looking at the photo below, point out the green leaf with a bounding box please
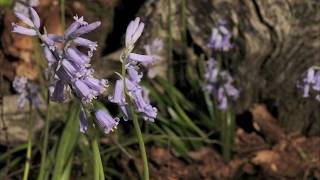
[0,143,27,162]
[52,102,81,180]
[163,127,190,160]
[60,155,73,180]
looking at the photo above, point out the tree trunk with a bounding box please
[137,0,320,134]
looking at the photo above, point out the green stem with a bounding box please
[222,108,235,162]
[121,51,149,180]
[204,92,215,123]
[167,0,174,83]
[23,103,33,180]
[37,94,51,180]
[60,0,65,31]
[129,104,149,180]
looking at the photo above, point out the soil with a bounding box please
[145,134,320,179]
[123,105,320,179]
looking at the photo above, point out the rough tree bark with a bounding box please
[137,0,320,134]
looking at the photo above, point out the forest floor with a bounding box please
[137,105,320,179]
[145,133,320,179]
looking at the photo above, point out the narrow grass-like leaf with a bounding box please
[163,127,190,160]
[92,137,105,180]
[52,102,81,180]
[43,143,58,180]
[0,144,27,162]
[60,155,73,180]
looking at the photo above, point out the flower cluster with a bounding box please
[13,8,105,104]
[207,19,232,51]
[143,38,164,78]
[204,19,239,110]
[13,76,42,109]
[12,7,118,134]
[297,67,320,101]
[204,58,239,110]
[109,17,157,122]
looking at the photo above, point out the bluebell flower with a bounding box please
[41,35,56,50]
[144,38,163,54]
[207,19,233,51]
[69,21,101,39]
[12,8,108,132]
[124,17,155,65]
[13,76,28,93]
[109,17,159,122]
[65,47,90,66]
[204,58,239,110]
[12,7,107,104]
[64,16,88,39]
[297,67,320,101]
[204,58,219,83]
[143,38,164,78]
[12,7,41,36]
[27,83,42,106]
[128,53,156,64]
[13,76,42,109]
[108,80,125,105]
[29,7,40,28]
[43,46,57,67]
[108,79,131,121]
[12,23,37,36]
[95,110,119,134]
[131,88,157,122]
[73,37,98,57]
[127,66,142,84]
[50,80,66,102]
[125,17,145,48]
[109,77,157,122]
[217,87,228,110]
[72,80,97,103]
[14,11,34,27]
[82,77,108,94]
[14,0,39,18]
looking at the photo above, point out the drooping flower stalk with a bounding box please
[205,19,238,110]
[204,58,239,110]
[204,19,238,161]
[13,10,105,102]
[111,17,158,180]
[12,7,116,132]
[12,7,115,179]
[12,76,41,180]
[109,17,157,123]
